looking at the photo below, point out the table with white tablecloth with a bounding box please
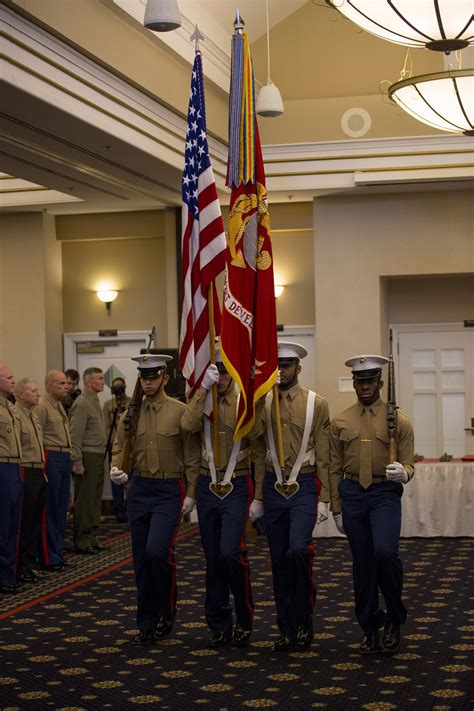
[400,462,473,537]
[314,462,474,538]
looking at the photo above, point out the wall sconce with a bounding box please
[274,285,285,298]
[96,290,118,314]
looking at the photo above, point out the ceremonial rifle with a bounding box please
[118,326,155,473]
[387,329,398,464]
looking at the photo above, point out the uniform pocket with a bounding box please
[157,426,181,471]
[340,429,359,442]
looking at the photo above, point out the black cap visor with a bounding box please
[139,367,165,380]
[353,368,381,381]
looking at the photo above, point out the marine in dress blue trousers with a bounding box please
[0,366,24,591]
[249,341,331,650]
[110,354,200,644]
[330,355,414,653]
[181,358,264,646]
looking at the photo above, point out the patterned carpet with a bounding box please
[0,520,473,710]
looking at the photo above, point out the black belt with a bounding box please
[344,473,386,483]
[0,456,20,463]
[133,471,183,480]
[200,468,249,479]
[266,468,315,477]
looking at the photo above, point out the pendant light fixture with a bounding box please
[389,69,474,135]
[256,0,284,117]
[143,0,181,32]
[326,1,474,52]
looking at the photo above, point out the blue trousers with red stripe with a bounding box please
[127,475,185,633]
[263,471,319,636]
[0,463,23,587]
[196,474,254,635]
[39,450,70,567]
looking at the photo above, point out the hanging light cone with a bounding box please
[257,80,284,117]
[144,0,181,32]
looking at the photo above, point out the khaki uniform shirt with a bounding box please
[111,389,200,495]
[181,385,267,499]
[34,394,71,451]
[13,404,44,466]
[329,398,415,514]
[103,395,131,440]
[70,389,107,465]
[251,383,331,503]
[0,395,22,460]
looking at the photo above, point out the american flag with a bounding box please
[179,52,227,397]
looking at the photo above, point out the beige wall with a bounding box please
[314,190,474,414]
[62,236,168,338]
[387,275,474,324]
[0,212,63,386]
[60,208,178,345]
[263,202,315,326]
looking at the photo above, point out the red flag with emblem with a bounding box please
[220,29,278,439]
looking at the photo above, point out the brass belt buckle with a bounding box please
[274,480,300,499]
[209,480,234,499]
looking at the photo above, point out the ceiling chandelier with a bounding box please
[389,68,474,135]
[326,1,474,52]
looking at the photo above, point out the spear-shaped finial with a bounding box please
[234,8,245,33]
[190,24,204,52]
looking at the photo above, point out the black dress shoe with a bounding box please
[382,623,401,652]
[131,630,154,646]
[233,625,252,647]
[41,563,64,572]
[17,570,37,583]
[273,634,293,652]
[154,615,176,639]
[359,631,381,654]
[92,544,106,551]
[207,631,232,648]
[74,546,99,555]
[295,621,314,649]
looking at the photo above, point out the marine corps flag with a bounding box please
[220,20,278,440]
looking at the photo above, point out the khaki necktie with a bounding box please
[279,391,290,463]
[145,405,160,474]
[359,408,373,489]
[59,404,72,447]
[216,399,226,471]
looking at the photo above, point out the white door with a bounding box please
[398,329,474,457]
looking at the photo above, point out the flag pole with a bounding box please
[208,283,220,467]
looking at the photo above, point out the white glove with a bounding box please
[110,466,128,485]
[202,364,220,391]
[182,496,195,515]
[249,499,264,522]
[276,370,281,385]
[316,501,328,525]
[385,461,409,484]
[333,513,345,535]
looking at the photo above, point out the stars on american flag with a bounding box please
[182,61,211,219]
